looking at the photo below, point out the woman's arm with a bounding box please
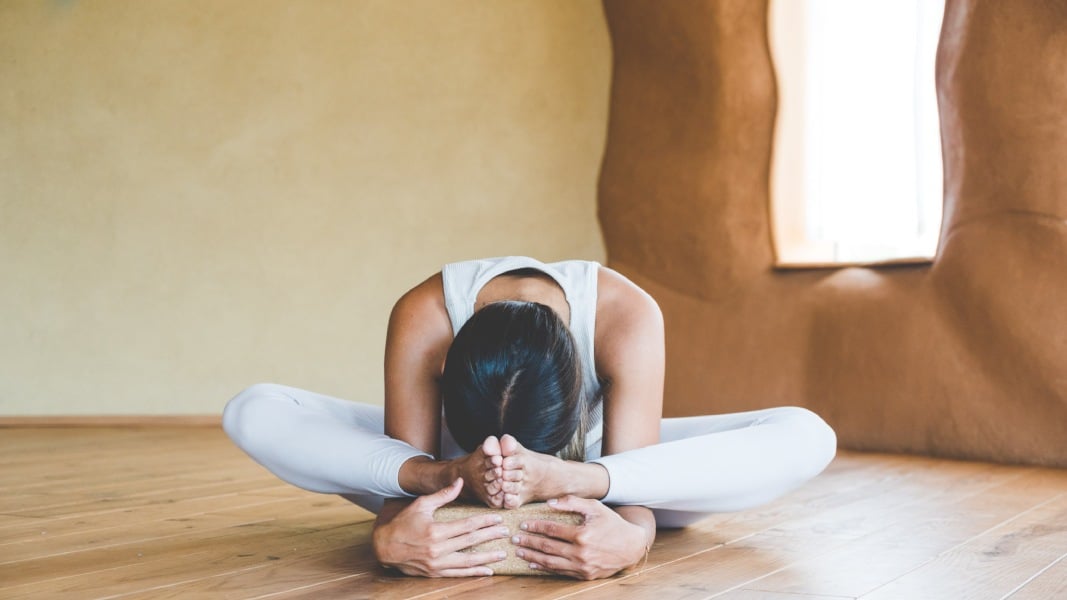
[512,267,664,577]
[494,267,666,507]
[383,274,454,493]
[373,274,509,577]
[383,274,500,500]
[588,266,664,559]
[594,266,666,460]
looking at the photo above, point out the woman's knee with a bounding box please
[222,383,293,448]
[776,406,838,474]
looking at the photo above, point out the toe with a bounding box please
[482,435,502,457]
[500,434,520,456]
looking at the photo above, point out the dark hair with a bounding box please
[441,301,586,460]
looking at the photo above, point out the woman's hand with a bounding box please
[373,478,510,577]
[510,495,651,580]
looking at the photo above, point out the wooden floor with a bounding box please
[2,428,1066,600]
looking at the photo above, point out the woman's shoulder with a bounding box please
[388,273,453,352]
[591,266,665,411]
[595,266,661,321]
[594,266,664,357]
[393,272,444,311]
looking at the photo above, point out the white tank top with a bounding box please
[438,256,604,460]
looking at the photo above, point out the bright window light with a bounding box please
[770,0,945,266]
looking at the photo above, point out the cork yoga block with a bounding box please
[433,501,583,576]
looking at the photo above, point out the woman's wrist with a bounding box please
[397,455,457,496]
[614,505,656,569]
[618,521,651,571]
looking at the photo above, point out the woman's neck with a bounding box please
[474,270,571,326]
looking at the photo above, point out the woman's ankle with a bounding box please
[556,460,610,500]
[397,455,456,496]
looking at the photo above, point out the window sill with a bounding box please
[773,256,934,271]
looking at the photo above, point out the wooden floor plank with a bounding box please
[2,427,1067,600]
[550,458,1021,600]
[0,513,274,564]
[740,468,1067,597]
[716,591,853,600]
[0,492,294,548]
[244,573,498,600]
[0,495,370,570]
[0,428,202,453]
[1,520,375,599]
[403,455,974,600]
[859,493,1067,600]
[686,455,1017,547]
[0,450,265,496]
[424,454,1046,600]
[100,453,905,600]
[55,505,377,600]
[0,478,288,519]
[1005,552,1067,599]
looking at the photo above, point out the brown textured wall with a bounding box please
[599,0,1067,466]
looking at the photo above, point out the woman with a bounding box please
[223,256,837,580]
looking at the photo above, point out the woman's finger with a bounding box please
[515,546,579,578]
[434,548,508,572]
[546,494,600,515]
[433,511,503,539]
[413,478,465,512]
[519,518,579,542]
[442,523,511,554]
[435,566,496,577]
[512,532,574,559]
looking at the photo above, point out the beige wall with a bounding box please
[1,1,609,415]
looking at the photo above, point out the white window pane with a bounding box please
[771,0,944,265]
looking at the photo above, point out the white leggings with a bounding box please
[223,383,837,528]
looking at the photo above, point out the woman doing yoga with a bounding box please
[223,256,837,580]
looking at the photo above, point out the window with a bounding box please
[770,0,945,266]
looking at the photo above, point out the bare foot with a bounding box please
[498,434,565,509]
[457,436,505,507]
[480,436,505,508]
